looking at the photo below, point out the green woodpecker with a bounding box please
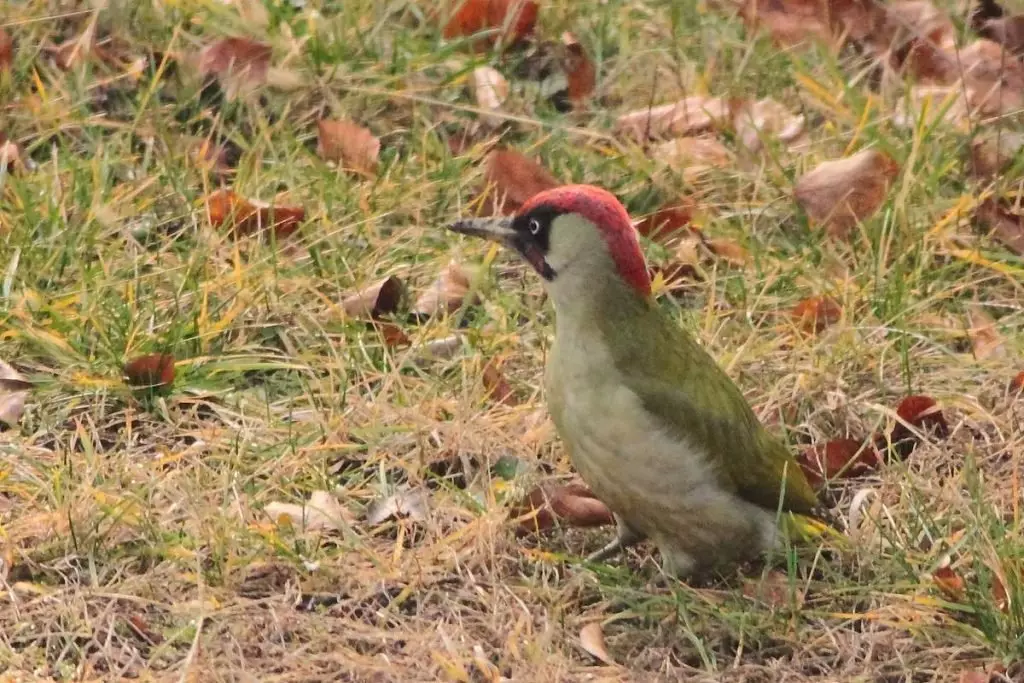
[448,185,822,579]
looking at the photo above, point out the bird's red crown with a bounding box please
[518,185,651,297]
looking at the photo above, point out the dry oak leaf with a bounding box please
[512,482,614,535]
[791,296,842,333]
[976,198,1024,256]
[614,96,729,142]
[123,353,175,391]
[471,66,509,128]
[797,438,880,488]
[579,622,616,666]
[794,149,900,238]
[204,189,305,237]
[652,137,732,180]
[0,360,30,427]
[966,303,1006,360]
[412,261,475,317]
[561,32,596,107]
[733,98,806,153]
[266,490,354,532]
[442,0,539,49]
[342,275,404,319]
[198,37,272,98]
[478,147,560,215]
[317,119,380,176]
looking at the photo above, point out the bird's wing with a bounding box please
[613,313,819,515]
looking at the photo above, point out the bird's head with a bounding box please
[448,185,651,304]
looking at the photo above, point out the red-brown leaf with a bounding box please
[482,357,519,406]
[198,37,271,85]
[794,150,900,238]
[561,32,595,107]
[204,189,305,238]
[0,28,12,71]
[478,148,560,215]
[798,438,880,488]
[635,201,696,244]
[884,394,949,459]
[317,119,380,177]
[442,0,539,49]
[124,354,175,391]
[933,565,966,602]
[792,296,842,333]
[513,483,614,535]
[1009,370,1024,394]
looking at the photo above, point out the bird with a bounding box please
[448,184,825,580]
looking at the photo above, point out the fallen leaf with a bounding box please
[0,135,22,172]
[737,0,875,47]
[471,66,509,128]
[933,564,966,602]
[884,394,949,459]
[967,304,1006,360]
[733,98,806,153]
[197,37,272,99]
[705,238,751,267]
[0,360,29,427]
[342,276,405,319]
[1009,370,1024,394]
[266,490,353,532]
[614,96,729,142]
[652,137,732,180]
[893,86,970,131]
[797,438,880,488]
[794,149,900,238]
[0,28,12,71]
[442,0,539,49]
[975,5,1024,56]
[365,487,429,525]
[123,354,175,391]
[957,40,1024,117]
[791,296,842,333]
[204,189,305,238]
[512,482,614,535]
[970,132,1024,177]
[634,201,696,244]
[369,321,411,348]
[579,622,615,666]
[412,261,474,318]
[976,199,1024,256]
[317,119,380,177]
[957,672,991,683]
[561,32,595,107]
[482,357,519,406]
[479,148,560,215]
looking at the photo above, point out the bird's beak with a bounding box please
[447,217,516,247]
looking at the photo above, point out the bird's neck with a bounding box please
[547,268,652,340]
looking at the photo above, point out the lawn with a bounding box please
[1,0,1024,680]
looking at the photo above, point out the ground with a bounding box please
[1,0,1023,681]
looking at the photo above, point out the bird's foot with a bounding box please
[584,515,644,564]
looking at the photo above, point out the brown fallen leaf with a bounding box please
[471,66,509,128]
[976,199,1024,256]
[1009,370,1024,394]
[737,0,873,47]
[705,238,751,267]
[733,98,806,153]
[561,32,595,107]
[652,137,732,180]
[892,86,970,131]
[974,2,1024,57]
[478,148,560,215]
[198,37,272,99]
[204,189,305,238]
[933,564,966,602]
[317,119,380,177]
[482,357,519,406]
[342,276,404,319]
[512,482,614,535]
[957,40,1024,117]
[970,132,1024,178]
[266,490,354,532]
[579,622,616,666]
[123,353,175,391]
[794,149,900,238]
[791,296,842,333]
[882,394,949,459]
[614,96,729,142]
[967,304,1006,360]
[0,28,12,71]
[0,360,30,427]
[797,438,880,488]
[369,321,411,348]
[365,487,429,525]
[442,0,539,49]
[957,672,992,683]
[412,261,474,318]
[635,201,696,244]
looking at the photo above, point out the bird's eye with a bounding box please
[528,218,542,235]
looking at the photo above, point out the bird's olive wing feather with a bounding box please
[606,304,819,515]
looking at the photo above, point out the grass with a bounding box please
[1,0,1024,680]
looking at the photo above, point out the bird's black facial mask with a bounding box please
[448,205,559,281]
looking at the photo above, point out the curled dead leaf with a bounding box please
[369,321,411,349]
[794,149,900,238]
[791,296,842,333]
[614,96,729,142]
[967,304,1006,360]
[733,98,806,153]
[412,261,475,318]
[976,199,1024,256]
[561,32,595,107]
[204,189,305,238]
[123,354,175,391]
[471,66,509,128]
[512,482,614,535]
[342,276,405,319]
[797,438,880,488]
[365,487,429,525]
[198,37,272,99]
[479,148,560,215]
[442,0,539,49]
[579,622,616,666]
[882,394,949,459]
[317,119,380,177]
[266,490,353,532]
[0,360,30,427]
[482,357,519,406]
[652,137,732,180]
